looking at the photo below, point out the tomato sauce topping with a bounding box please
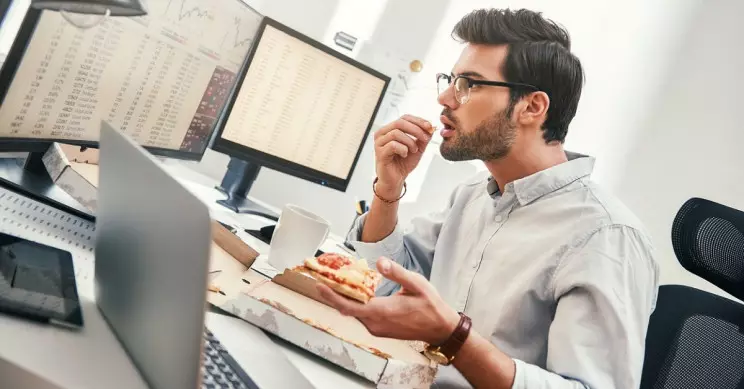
[317,253,352,270]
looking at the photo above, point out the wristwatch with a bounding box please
[424,312,472,365]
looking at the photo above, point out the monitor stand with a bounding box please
[215,157,279,221]
[0,152,94,221]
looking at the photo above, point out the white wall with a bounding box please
[615,0,743,298]
[243,0,340,42]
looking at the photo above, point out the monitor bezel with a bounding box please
[211,17,390,192]
[0,6,253,161]
[0,0,11,28]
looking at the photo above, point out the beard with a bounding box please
[440,106,517,161]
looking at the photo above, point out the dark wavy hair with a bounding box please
[453,9,585,143]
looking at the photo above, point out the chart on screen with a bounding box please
[0,0,262,153]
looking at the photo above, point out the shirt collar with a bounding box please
[486,156,596,206]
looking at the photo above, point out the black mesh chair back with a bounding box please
[671,197,744,301]
[641,198,744,389]
[641,285,744,389]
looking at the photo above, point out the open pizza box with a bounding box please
[41,143,100,213]
[207,244,438,388]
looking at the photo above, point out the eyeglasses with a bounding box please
[436,73,540,104]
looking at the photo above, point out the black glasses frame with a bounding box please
[436,73,540,93]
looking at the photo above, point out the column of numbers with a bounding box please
[28,44,57,136]
[158,53,196,148]
[122,35,158,137]
[296,64,330,166]
[9,20,65,137]
[64,23,115,139]
[143,41,171,146]
[264,46,290,156]
[155,50,187,147]
[338,78,361,160]
[48,29,83,138]
[31,27,65,136]
[315,73,345,170]
[241,40,274,146]
[110,35,147,136]
[235,57,264,142]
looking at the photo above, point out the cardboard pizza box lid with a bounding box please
[211,220,259,269]
[271,268,333,307]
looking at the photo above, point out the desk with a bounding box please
[165,162,374,389]
[0,160,373,388]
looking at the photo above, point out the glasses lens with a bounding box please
[437,74,450,95]
[454,77,470,104]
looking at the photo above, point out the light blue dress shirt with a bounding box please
[348,156,659,389]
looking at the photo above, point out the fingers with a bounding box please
[374,116,432,145]
[373,116,434,163]
[375,129,419,153]
[317,283,367,317]
[401,114,434,134]
[376,258,427,294]
[379,141,409,160]
[317,282,397,320]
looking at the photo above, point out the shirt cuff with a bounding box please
[511,359,527,389]
[510,358,588,389]
[346,213,406,264]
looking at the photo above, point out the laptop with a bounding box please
[94,122,259,389]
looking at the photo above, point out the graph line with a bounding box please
[221,16,253,49]
[165,0,214,22]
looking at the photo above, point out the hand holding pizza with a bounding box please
[317,257,460,346]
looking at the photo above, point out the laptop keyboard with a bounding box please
[202,328,259,389]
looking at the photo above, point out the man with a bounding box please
[317,8,659,389]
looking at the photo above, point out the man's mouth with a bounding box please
[440,115,456,138]
[440,125,455,138]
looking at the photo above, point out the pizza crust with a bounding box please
[305,268,372,303]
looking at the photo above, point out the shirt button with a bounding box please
[494,215,503,223]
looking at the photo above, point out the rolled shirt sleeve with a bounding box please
[345,210,446,296]
[345,189,458,296]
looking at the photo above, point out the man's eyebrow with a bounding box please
[454,71,486,79]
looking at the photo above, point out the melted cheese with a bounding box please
[304,256,380,293]
[314,269,373,297]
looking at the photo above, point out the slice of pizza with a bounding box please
[302,253,382,303]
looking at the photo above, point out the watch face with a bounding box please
[424,348,451,365]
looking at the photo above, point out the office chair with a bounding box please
[641,198,744,389]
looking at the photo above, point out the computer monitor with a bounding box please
[211,17,389,218]
[0,1,263,218]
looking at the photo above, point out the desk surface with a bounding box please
[170,164,373,389]
[0,160,373,389]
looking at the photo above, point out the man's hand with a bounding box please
[317,258,460,345]
[373,115,434,199]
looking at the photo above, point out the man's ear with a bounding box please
[516,91,550,127]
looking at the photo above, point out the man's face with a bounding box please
[438,44,517,161]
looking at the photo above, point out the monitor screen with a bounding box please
[0,0,262,159]
[213,18,389,190]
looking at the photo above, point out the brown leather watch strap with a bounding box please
[438,312,472,360]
